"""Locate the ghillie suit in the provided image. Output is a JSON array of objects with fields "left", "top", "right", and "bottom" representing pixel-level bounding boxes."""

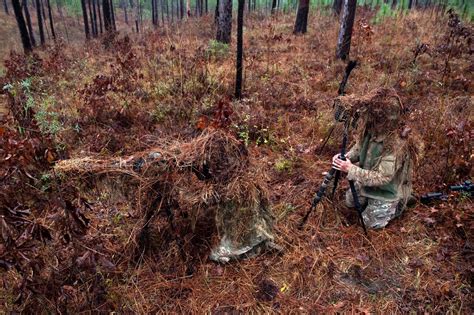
[
  {"left": 55, "top": 129, "right": 277, "bottom": 264},
  {"left": 173, "top": 130, "right": 277, "bottom": 263},
  {"left": 336, "top": 88, "right": 422, "bottom": 229}
]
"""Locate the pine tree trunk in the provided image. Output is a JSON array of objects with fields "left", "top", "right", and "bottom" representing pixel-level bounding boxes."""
[
  {"left": 98, "top": 0, "right": 103, "bottom": 33},
  {"left": 235, "top": 0, "right": 244, "bottom": 99},
  {"left": 46, "top": 0, "right": 55, "bottom": 39},
  {"left": 179, "top": 0, "right": 183, "bottom": 18},
  {"left": 87, "top": 0, "right": 96, "bottom": 36},
  {"left": 214, "top": 0, "right": 219, "bottom": 24},
  {"left": 293, "top": 0, "right": 309, "bottom": 34},
  {"left": 216, "top": 0, "right": 231, "bottom": 43},
  {"left": 335, "top": 0, "right": 356, "bottom": 60},
  {"left": 40, "top": 0, "right": 50, "bottom": 39},
  {"left": 80, "top": 0, "right": 90, "bottom": 39},
  {"left": 152, "top": 0, "right": 156, "bottom": 25},
  {"left": 271, "top": 0, "right": 276, "bottom": 14},
  {"left": 205, "top": 0, "right": 207, "bottom": 14},
  {"left": 102, "top": 0, "right": 112, "bottom": 31},
  {"left": 35, "top": 0, "right": 45, "bottom": 45},
  {"left": 136, "top": 0, "right": 140, "bottom": 31},
  {"left": 124, "top": 3, "right": 128, "bottom": 24},
  {"left": 92, "top": 0, "right": 99, "bottom": 35},
  {"left": 160, "top": 0, "right": 164, "bottom": 24},
  {"left": 12, "top": 0, "right": 32, "bottom": 52},
  {"left": 23, "top": 0, "right": 36, "bottom": 46},
  {"left": 4, "top": 0, "right": 9, "bottom": 14},
  {"left": 110, "top": 0, "right": 116, "bottom": 30}
]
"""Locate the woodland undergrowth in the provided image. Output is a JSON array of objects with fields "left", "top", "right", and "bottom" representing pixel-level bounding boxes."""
[{"left": 0, "top": 10, "right": 472, "bottom": 313}]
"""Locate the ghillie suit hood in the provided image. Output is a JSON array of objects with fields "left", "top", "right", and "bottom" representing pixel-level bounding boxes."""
[{"left": 335, "top": 87, "right": 423, "bottom": 166}]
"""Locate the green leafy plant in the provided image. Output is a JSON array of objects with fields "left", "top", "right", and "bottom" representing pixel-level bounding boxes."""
[
  {"left": 206, "top": 40, "right": 230, "bottom": 59},
  {"left": 274, "top": 158, "right": 293, "bottom": 173},
  {"left": 35, "top": 97, "right": 63, "bottom": 136}
]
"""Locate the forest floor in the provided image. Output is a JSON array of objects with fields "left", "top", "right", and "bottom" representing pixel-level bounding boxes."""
[{"left": 0, "top": 9, "right": 473, "bottom": 313}]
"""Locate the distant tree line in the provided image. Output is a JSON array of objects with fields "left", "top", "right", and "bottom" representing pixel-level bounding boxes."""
[{"left": 9, "top": 0, "right": 472, "bottom": 100}]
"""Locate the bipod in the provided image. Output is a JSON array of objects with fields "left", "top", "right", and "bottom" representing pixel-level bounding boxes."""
[{"left": 299, "top": 120, "right": 367, "bottom": 235}]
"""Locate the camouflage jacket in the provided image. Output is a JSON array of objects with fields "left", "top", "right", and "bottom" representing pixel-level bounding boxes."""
[{"left": 346, "top": 133, "right": 412, "bottom": 204}]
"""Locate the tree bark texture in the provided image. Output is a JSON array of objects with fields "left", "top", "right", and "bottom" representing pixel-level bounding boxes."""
[
  {"left": 12, "top": 0, "right": 32, "bottom": 52},
  {"left": 92, "top": 0, "right": 98, "bottom": 36},
  {"left": 216, "top": 0, "right": 231, "bottom": 43},
  {"left": 4, "top": 0, "right": 9, "bottom": 14},
  {"left": 46, "top": 0, "right": 55, "bottom": 39},
  {"left": 23, "top": 0, "right": 36, "bottom": 46},
  {"left": 235, "top": 0, "right": 244, "bottom": 99},
  {"left": 80, "top": 0, "right": 90, "bottom": 39},
  {"left": 98, "top": 0, "right": 103, "bottom": 33},
  {"left": 110, "top": 0, "right": 116, "bottom": 30},
  {"left": 103, "top": 0, "right": 112, "bottom": 31},
  {"left": 336, "top": 0, "right": 356, "bottom": 60},
  {"left": 35, "top": 0, "right": 45, "bottom": 45},
  {"left": 293, "top": 0, "right": 309, "bottom": 34},
  {"left": 87, "top": 0, "right": 96, "bottom": 37}
]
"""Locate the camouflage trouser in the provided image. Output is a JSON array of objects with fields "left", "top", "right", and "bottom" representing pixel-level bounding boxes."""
[{"left": 345, "top": 184, "right": 401, "bottom": 229}]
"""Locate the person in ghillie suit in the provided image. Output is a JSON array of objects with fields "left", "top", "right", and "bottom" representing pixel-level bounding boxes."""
[
  {"left": 332, "top": 88, "right": 421, "bottom": 229},
  {"left": 176, "top": 130, "right": 281, "bottom": 263}
]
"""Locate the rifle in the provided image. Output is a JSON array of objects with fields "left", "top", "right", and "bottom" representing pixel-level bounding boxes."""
[
  {"left": 299, "top": 60, "right": 367, "bottom": 235},
  {"left": 420, "top": 180, "right": 473, "bottom": 204}
]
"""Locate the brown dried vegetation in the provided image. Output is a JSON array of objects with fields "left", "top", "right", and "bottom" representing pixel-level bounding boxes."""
[{"left": 0, "top": 10, "right": 473, "bottom": 313}]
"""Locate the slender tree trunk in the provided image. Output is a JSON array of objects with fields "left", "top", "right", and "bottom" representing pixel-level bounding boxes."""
[
  {"left": 205, "top": 0, "right": 207, "bottom": 14},
  {"left": 216, "top": 0, "right": 231, "bottom": 43},
  {"left": 12, "top": 0, "right": 32, "bottom": 52},
  {"left": 35, "top": 0, "right": 45, "bottom": 45},
  {"left": 214, "top": 0, "right": 218, "bottom": 24},
  {"left": 293, "top": 0, "right": 309, "bottom": 34},
  {"left": 179, "top": 0, "right": 183, "bottom": 18},
  {"left": 23, "top": 0, "right": 36, "bottom": 46},
  {"left": 123, "top": 2, "right": 128, "bottom": 24},
  {"left": 57, "top": 0, "right": 70, "bottom": 42},
  {"left": 110, "top": 0, "right": 116, "bottom": 30},
  {"left": 103, "top": 0, "right": 112, "bottom": 31},
  {"left": 4, "top": 0, "right": 9, "bottom": 14},
  {"left": 46, "top": 0, "right": 55, "bottom": 39},
  {"left": 271, "top": 0, "right": 275, "bottom": 14},
  {"left": 152, "top": 0, "right": 156, "bottom": 24},
  {"left": 80, "top": 0, "right": 90, "bottom": 39},
  {"left": 165, "top": 0, "right": 169, "bottom": 23},
  {"left": 335, "top": 0, "right": 357, "bottom": 60},
  {"left": 235, "top": 0, "right": 244, "bottom": 99},
  {"left": 40, "top": 0, "right": 51, "bottom": 39},
  {"left": 92, "top": 0, "right": 98, "bottom": 36},
  {"left": 98, "top": 0, "right": 103, "bottom": 33},
  {"left": 160, "top": 0, "right": 164, "bottom": 23},
  {"left": 135, "top": 0, "right": 139, "bottom": 31},
  {"left": 87, "top": 0, "right": 95, "bottom": 36}
]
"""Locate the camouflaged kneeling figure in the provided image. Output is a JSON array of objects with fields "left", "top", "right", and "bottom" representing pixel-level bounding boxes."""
[{"left": 332, "top": 88, "right": 419, "bottom": 229}]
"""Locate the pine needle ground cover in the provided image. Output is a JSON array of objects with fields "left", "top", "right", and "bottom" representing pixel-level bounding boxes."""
[{"left": 0, "top": 10, "right": 472, "bottom": 313}]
